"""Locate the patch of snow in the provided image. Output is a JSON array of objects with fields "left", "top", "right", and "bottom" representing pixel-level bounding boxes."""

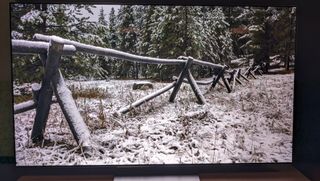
[{"left": 14, "top": 74, "right": 294, "bottom": 165}]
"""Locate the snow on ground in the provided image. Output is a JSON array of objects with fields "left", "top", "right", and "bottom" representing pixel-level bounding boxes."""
[{"left": 14, "top": 73, "right": 294, "bottom": 165}]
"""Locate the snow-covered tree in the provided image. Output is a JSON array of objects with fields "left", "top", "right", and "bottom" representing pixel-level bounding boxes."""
[
  {"left": 196, "top": 7, "right": 234, "bottom": 65},
  {"left": 116, "top": 5, "right": 138, "bottom": 78}
]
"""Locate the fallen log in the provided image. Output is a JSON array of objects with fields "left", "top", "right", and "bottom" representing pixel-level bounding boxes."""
[{"left": 118, "top": 81, "right": 176, "bottom": 114}]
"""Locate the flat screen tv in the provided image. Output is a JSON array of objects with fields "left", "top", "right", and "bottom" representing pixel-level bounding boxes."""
[{"left": 10, "top": 2, "right": 296, "bottom": 169}]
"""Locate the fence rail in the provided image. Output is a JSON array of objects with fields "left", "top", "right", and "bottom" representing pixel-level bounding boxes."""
[{"left": 12, "top": 34, "right": 264, "bottom": 150}]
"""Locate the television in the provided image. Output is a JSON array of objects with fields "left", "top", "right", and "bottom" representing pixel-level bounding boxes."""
[
  {"left": 5, "top": 1, "right": 318, "bottom": 180},
  {"left": 7, "top": 0, "right": 302, "bottom": 176}
]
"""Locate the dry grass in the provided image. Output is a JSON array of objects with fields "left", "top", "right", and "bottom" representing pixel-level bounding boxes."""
[
  {"left": 69, "top": 84, "right": 110, "bottom": 99},
  {"left": 14, "top": 94, "right": 33, "bottom": 104}
]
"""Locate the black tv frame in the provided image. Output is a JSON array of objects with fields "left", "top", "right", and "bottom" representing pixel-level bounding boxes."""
[{"left": 2, "top": 0, "right": 320, "bottom": 180}]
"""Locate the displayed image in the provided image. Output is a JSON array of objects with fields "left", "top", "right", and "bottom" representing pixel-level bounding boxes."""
[{"left": 11, "top": 4, "right": 295, "bottom": 166}]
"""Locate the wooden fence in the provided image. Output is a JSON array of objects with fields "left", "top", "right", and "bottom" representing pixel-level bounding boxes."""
[{"left": 12, "top": 34, "right": 263, "bottom": 149}]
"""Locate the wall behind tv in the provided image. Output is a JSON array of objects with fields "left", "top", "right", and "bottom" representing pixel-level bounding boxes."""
[{"left": 0, "top": 0, "right": 14, "bottom": 161}]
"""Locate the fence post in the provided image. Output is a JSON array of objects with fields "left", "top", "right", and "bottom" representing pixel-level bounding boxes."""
[
  {"left": 221, "top": 73, "right": 232, "bottom": 93},
  {"left": 211, "top": 67, "right": 225, "bottom": 90},
  {"left": 169, "top": 57, "right": 193, "bottom": 102},
  {"left": 186, "top": 70, "right": 206, "bottom": 104},
  {"left": 31, "top": 52, "right": 55, "bottom": 143},
  {"left": 235, "top": 69, "right": 243, "bottom": 85},
  {"left": 51, "top": 70, "right": 91, "bottom": 148},
  {"left": 239, "top": 69, "right": 250, "bottom": 82}
]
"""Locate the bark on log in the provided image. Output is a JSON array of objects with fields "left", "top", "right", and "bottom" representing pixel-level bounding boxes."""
[
  {"left": 239, "top": 72, "right": 250, "bottom": 82},
  {"left": 211, "top": 67, "right": 225, "bottom": 90},
  {"left": 14, "top": 100, "right": 37, "bottom": 114},
  {"left": 235, "top": 77, "right": 243, "bottom": 85},
  {"left": 249, "top": 70, "right": 257, "bottom": 79},
  {"left": 14, "top": 99, "right": 58, "bottom": 114},
  {"left": 221, "top": 74, "right": 232, "bottom": 93},
  {"left": 34, "top": 34, "right": 185, "bottom": 65},
  {"left": 118, "top": 82, "right": 176, "bottom": 114},
  {"left": 178, "top": 55, "right": 223, "bottom": 70},
  {"left": 31, "top": 51, "right": 55, "bottom": 143},
  {"left": 186, "top": 70, "right": 206, "bottom": 104},
  {"left": 169, "top": 57, "right": 193, "bottom": 102},
  {"left": 172, "top": 76, "right": 213, "bottom": 85},
  {"left": 14, "top": 83, "right": 40, "bottom": 114},
  {"left": 51, "top": 69, "right": 91, "bottom": 148},
  {"left": 231, "top": 71, "right": 237, "bottom": 92},
  {"left": 34, "top": 34, "right": 224, "bottom": 69},
  {"left": 12, "top": 40, "right": 76, "bottom": 55}
]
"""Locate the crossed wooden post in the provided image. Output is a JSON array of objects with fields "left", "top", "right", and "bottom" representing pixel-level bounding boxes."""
[
  {"left": 31, "top": 37, "right": 91, "bottom": 148},
  {"left": 169, "top": 57, "right": 206, "bottom": 104}
]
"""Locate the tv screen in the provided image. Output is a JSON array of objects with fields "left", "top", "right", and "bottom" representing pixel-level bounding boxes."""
[{"left": 11, "top": 3, "right": 296, "bottom": 166}]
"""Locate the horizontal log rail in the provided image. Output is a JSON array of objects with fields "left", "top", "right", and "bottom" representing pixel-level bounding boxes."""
[
  {"left": 14, "top": 99, "right": 58, "bottom": 114},
  {"left": 34, "top": 34, "right": 225, "bottom": 70},
  {"left": 12, "top": 40, "right": 76, "bottom": 55},
  {"left": 33, "top": 34, "right": 185, "bottom": 65}
]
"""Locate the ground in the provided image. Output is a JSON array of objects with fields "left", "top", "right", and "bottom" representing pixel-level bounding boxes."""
[{"left": 14, "top": 73, "right": 294, "bottom": 165}]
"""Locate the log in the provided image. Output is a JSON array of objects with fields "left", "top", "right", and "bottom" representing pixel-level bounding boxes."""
[
  {"left": 15, "top": 83, "right": 40, "bottom": 114},
  {"left": 249, "top": 70, "right": 257, "bottom": 79},
  {"left": 172, "top": 76, "right": 213, "bottom": 85},
  {"left": 51, "top": 69, "right": 91, "bottom": 148},
  {"left": 221, "top": 74, "right": 232, "bottom": 93},
  {"left": 12, "top": 40, "right": 76, "bottom": 55},
  {"left": 31, "top": 83, "right": 41, "bottom": 102},
  {"left": 132, "top": 82, "right": 153, "bottom": 90},
  {"left": 177, "top": 55, "right": 224, "bottom": 70},
  {"left": 211, "top": 67, "right": 225, "bottom": 90},
  {"left": 14, "top": 99, "right": 58, "bottom": 114},
  {"left": 244, "top": 67, "right": 256, "bottom": 79},
  {"left": 240, "top": 73, "right": 250, "bottom": 81},
  {"left": 33, "top": 34, "right": 185, "bottom": 65},
  {"left": 186, "top": 70, "right": 206, "bottom": 104},
  {"left": 169, "top": 57, "right": 193, "bottom": 102},
  {"left": 231, "top": 71, "right": 237, "bottom": 92},
  {"left": 31, "top": 52, "right": 55, "bottom": 142},
  {"left": 235, "top": 77, "right": 243, "bottom": 85},
  {"left": 239, "top": 71, "right": 250, "bottom": 82},
  {"left": 118, "top": 82, "right": 176, "bottom": 114},
  {"left": 34, "top": 34, "right": 224, "bottom": 69},
  {"left": 14, "top": 100, "right": 37, "bottom": 114}
]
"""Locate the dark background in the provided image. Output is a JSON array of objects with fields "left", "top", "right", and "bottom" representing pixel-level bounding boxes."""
[{"left": 1, "top": 0, "right": 320, "bottom": 180}]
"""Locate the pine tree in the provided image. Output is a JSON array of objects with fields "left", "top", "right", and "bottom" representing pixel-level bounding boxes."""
[
  {"left": 108, "top": 7, "right": 118, "bottom": 49},
  {"left": 116, "top": 5, "right": 138, "bottom": 78},
  {"left": 197, "top": 7, "right": 234, "bottom": 65},
  {"left": 96, "top": 7, "right": 110, "bottom": 78},
  {"left": 11, "top": 4, "right": 106, "bottom": 82},
  {"left": 271, "top": 7, "right": 296, "bottom": 70}
]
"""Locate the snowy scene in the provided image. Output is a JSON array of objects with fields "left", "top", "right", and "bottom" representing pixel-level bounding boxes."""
[{"left": 11, "top": 4, "right": 295, "bottom": 165}]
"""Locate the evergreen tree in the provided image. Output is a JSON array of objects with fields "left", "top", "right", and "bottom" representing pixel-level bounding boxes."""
[
  {"left": 197, "top": 7, "right": 234, "bottom": 65},
  {"left": 271, "top": 7, "right": 296, "bottom": 70},
  {"left": 96, "top": 7, "right": 110, "bottom": 78},
  {"left": 116, "top": 5, "right": 138, "bottom": 78},
  {"left": 11, "top": 4, "right": 106, "bottom": 83}
]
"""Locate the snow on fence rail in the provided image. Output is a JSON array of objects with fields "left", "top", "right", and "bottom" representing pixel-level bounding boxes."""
[{"left": 12, "top": 34, "right": 264, "bottom": 149}]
